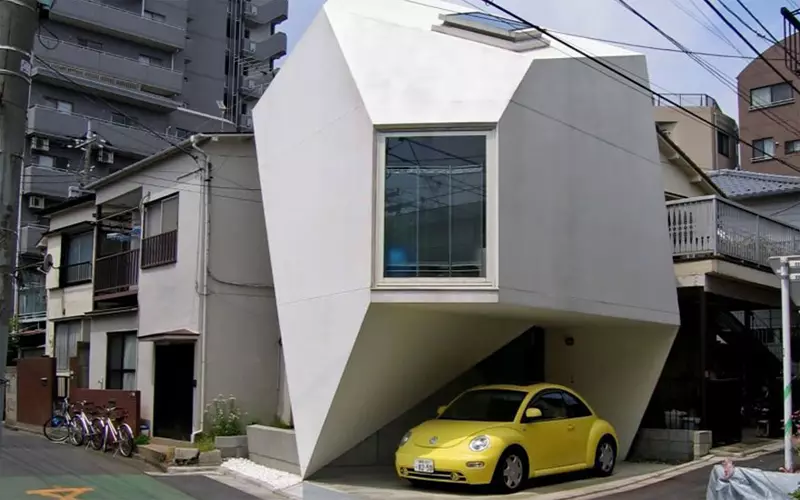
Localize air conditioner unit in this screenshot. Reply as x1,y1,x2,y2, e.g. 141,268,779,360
30,137,49,152
248,79,256,88
246,41,257,53
97,150,114,164
29,196,45,209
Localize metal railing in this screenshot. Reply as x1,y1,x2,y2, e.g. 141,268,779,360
18,286,46,321
94,249,139,296
653,93,718,108
63,0,186,30
38,36,182,74
141,230,178,268
666,195,800,269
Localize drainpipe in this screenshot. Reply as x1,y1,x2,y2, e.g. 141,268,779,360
190,135,211,442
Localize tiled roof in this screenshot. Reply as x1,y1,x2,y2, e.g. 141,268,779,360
708,169,800,199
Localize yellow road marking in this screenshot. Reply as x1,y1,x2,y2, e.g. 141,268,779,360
26,487,94,499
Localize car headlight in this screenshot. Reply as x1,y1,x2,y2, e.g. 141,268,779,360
399,431,412,447
469,435,490,452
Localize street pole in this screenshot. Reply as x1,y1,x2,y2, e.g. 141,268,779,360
0,0,39,445
781,257,795,472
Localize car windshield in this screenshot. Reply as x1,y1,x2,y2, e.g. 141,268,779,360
438,389,527,422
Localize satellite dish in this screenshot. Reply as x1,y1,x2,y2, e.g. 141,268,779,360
42,253,54,273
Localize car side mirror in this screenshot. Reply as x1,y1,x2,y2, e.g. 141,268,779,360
525,408,543,419
436,405,447,416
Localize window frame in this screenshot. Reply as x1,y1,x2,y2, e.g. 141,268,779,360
750,82,794,109
54,320,81,374
787,139,800,155
60,230,94,286
522,389,568,423
716,131,730,158
561,390,594,419
373,129,498,289
105,331,137,390
752,137,775,161
144,194,179,238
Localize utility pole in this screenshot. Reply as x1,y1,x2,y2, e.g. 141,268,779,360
0,0,40,445
71,119,98,189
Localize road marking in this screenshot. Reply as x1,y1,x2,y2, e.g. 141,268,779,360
26,487,94,499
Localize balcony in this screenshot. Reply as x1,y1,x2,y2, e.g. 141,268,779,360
18,286,46,323
49,0,187,51
28,106,172,157
248,32,287,62
35,37,183,96
19,224,47,255
22,165,81,199
667,195,800,270
244,0,288,26
653,93,718,108
94,249,139,298
141,230,178,269
61,261,93,287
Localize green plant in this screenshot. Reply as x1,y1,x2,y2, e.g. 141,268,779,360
134,434,150,446
791,487,800,499
205,395,244,437
196,434,216,452
7,315,19,334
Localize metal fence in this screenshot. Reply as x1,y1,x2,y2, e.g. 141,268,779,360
666,195,800,269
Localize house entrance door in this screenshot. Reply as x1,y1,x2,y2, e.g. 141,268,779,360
153,343,195,441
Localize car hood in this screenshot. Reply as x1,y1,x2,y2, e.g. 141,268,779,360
410,420,510,449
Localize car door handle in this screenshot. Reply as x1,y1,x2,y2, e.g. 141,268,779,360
567,424,575,431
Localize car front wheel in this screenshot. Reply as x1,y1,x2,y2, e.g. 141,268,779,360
593,437,617,477
492,448,528,493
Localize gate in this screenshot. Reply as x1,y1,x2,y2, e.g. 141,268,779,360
16,357,55,425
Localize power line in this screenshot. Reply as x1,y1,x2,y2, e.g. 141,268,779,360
734,0,782,44
476,0,800,177
718,0,772,43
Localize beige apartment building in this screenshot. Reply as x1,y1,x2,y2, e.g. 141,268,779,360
654,93,739,172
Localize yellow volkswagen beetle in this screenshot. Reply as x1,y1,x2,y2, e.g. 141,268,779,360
395,383,618,493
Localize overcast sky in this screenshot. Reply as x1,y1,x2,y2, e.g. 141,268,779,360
282,0,793,120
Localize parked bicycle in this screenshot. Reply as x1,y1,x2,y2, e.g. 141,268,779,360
66,399,100,447
43,397,74,443
89,404,135,458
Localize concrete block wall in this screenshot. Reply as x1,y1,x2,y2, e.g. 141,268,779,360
3,367,17,423
632,428,712,463
247,425,300,475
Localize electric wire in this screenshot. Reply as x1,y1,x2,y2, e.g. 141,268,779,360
475,0,800,177
734,0,782,44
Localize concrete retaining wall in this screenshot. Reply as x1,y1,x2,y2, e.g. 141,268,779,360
632,428,712,462
247,425,300,475
3,367,17,424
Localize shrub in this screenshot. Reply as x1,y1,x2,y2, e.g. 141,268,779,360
205,394,244,437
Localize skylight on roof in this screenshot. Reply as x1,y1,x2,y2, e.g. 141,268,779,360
433,11,550,52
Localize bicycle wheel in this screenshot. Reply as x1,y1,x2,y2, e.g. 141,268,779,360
68,418,85,446
89,418,105,451
43,415,69,442
117,423,135,458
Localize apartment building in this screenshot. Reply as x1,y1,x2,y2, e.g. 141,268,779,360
16,0,287,349
653,93,739,172
40,133,284,440
738,33,800,176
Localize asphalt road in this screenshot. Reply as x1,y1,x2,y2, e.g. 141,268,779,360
608,451,786,499
0,429,277,500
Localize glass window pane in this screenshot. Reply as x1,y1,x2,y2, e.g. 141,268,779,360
161,196,179,233
773,83,792,103
751,86,771,107
145,203,162,237
383,135,487,278
107,334,123,370
122,372,136,390
123,333,137,370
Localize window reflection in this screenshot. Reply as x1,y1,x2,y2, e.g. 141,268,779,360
383,135,487,278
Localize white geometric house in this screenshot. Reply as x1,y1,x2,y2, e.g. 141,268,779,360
253,0,680,478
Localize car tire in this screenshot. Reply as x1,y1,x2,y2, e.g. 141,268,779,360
593,436,617,477
492,447,528,494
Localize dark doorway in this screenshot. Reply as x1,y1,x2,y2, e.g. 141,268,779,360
153,343,195,441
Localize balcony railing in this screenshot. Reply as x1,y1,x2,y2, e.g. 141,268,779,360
666,195,800,269
653,93,718,108
61,261,92,286
141,230,178,269
94,249,140,296
18,286,46,322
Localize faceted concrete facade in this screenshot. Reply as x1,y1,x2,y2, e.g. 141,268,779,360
253,0,680,478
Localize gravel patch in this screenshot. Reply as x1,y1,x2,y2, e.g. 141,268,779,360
221,458,302,491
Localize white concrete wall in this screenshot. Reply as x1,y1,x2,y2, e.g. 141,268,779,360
87,312,138,391
497,55,679,327
204,138,282,428
660,154,710,199
47,203,95,232
545,323,677,458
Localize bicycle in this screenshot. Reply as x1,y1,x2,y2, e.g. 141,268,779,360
43,397,74,443
89,405,135,457
66,400,99,447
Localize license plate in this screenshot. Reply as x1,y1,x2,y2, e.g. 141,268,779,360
414,458,434,474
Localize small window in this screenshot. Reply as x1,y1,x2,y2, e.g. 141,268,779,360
106,332,137,390
145,195,178,237
139,54,164,67
787,140,800,154
111,112,136,127
752,138,776,160
717,131,731,157
43,97,73,114
561,391,593,418
36,155,54,168
526,391,567,421
54,321,80,373
751,83,793,108
77,38,103,50
143,10,166,22
142,195,179,268
61,231,93,285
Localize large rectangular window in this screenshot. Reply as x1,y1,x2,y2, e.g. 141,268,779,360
61,231,93,286
752,137,775,160
142,195,178,268
106,332,137,390
751,83,793,108
381,133,488,279
54,320,80,373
